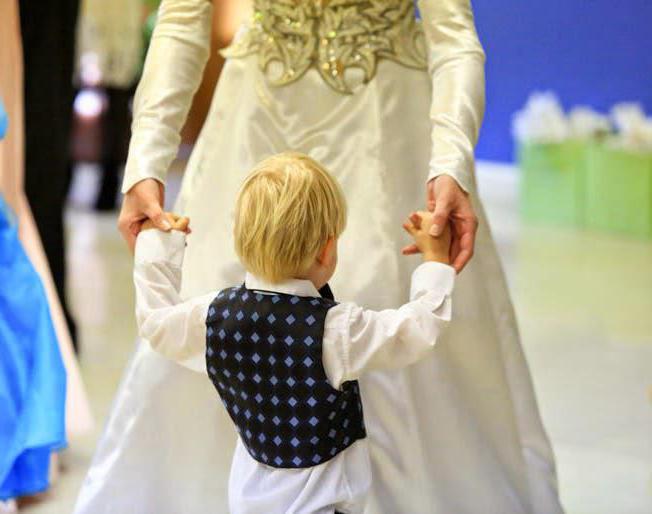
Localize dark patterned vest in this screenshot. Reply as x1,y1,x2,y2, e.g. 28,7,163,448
205,284,366,469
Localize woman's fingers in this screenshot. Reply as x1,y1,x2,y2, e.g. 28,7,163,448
144,203,172,231
430,199,451,237
118,220,135,248
426,178,436,211
426,175,478,271
123,226,137,253
451,219,477,272
118,211,147,254
118,178,167,249
449,226,461,266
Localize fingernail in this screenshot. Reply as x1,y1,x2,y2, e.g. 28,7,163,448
162,220,172,230
430,225,440,236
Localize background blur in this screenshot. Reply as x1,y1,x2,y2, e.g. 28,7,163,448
476,0,652,161
1,1,651,513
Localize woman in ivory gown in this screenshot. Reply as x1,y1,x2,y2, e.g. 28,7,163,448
75,1,564,513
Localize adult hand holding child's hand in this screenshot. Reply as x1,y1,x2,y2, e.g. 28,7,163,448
401,176,477,272
401,211,451,265
142,212,191,233
118,178,170,252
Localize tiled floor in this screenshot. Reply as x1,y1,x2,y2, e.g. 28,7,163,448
21,163,652,514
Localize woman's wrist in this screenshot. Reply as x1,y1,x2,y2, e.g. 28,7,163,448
427,171,472,196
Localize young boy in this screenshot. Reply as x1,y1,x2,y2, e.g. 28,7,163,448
134,152,455,514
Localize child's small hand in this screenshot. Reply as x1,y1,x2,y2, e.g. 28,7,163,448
401,211,451,264
142,212,191,233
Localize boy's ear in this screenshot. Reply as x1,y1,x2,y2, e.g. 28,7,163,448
317,237,335,266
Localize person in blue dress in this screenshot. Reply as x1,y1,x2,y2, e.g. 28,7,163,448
0,95,67,505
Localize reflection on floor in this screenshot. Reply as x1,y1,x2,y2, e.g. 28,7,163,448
22,163,652,514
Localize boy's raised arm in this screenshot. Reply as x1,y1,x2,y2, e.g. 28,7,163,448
134,229,214,373
323,261,455,388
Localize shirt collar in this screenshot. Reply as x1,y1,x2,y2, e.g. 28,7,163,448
245,273,321,298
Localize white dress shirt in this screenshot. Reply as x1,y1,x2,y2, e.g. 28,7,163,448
133,230,456,514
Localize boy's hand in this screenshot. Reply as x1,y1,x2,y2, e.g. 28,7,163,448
401,211,451,264
142,212,191,233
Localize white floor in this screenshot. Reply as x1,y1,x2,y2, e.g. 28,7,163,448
21,162,652,514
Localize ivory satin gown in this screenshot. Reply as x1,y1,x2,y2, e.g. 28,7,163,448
75,1,564,512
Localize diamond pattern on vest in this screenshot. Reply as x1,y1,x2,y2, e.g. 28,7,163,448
206,285,366,469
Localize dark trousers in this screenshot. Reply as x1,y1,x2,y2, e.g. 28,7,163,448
20,0,80,350
96,86,134,211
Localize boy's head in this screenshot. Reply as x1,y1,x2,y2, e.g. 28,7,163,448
234,152,347,285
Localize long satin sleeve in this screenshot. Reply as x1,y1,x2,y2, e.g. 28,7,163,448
418,0,486,193
121,0,213,194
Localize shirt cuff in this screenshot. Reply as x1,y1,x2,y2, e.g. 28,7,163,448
410,261,456,300
135,229,187,267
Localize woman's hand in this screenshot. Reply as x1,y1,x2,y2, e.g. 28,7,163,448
402,175,478,272
118,178,170,252
428,175,478,272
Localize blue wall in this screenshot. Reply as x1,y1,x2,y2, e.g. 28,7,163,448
472,1,652,162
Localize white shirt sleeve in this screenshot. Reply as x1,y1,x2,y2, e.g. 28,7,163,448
418,0,486,193
322,262,456,389
133,229,215,373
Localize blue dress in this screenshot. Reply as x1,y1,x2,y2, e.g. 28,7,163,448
0,98,67,500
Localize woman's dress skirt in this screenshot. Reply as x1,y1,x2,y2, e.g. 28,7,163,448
75,55,562,514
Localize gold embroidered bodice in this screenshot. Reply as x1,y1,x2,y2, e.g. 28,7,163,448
223,0,428,94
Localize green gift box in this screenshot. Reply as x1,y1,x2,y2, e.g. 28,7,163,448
585,143,652,238
517,141,587,226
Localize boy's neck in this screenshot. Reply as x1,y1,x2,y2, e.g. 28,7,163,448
295,263,331,292
294,273,325,292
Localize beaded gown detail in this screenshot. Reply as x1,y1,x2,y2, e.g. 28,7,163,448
224,0,427,93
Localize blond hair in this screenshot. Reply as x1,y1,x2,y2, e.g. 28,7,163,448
234,152,347,283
